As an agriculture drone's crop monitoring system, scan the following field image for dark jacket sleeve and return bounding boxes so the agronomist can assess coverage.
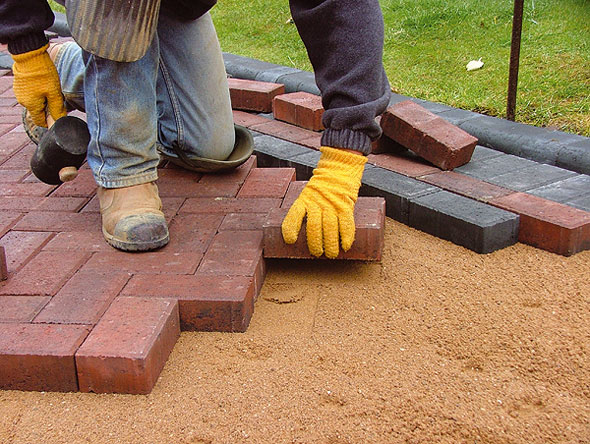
[0,0,53,54]
[289,0,391,154]
[161,0,217,21]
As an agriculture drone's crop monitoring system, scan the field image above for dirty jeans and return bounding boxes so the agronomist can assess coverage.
[54,12,235,188]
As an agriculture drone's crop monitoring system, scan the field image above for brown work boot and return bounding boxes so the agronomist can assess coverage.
[98,182,169,252]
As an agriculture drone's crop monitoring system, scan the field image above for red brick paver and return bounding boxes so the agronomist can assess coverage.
[0,251,89,296]
[76,297,179,394]
[419,171,514,203]
[237,167,295,198]
[368,153,440,178]
[228,78,285,113]
[0,323,91,392]
[490,193,590,256]
[273,92,325,131]
[122,275,256,332]
[250,119,320,147]
[34,272,131,325]
[0,296,50,322]
[381,101,477,170]
[263,195,386,260]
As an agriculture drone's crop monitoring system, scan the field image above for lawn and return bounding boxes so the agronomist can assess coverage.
[49,0,590,136]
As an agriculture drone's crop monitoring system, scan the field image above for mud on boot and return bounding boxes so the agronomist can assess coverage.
[98,182,169,252]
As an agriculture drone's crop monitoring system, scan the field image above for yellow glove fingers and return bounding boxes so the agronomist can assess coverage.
[306,203,324,257]
[339,210,356,252]
[27,98,50,127]
[281,200,306,244]
[11,44,65,128]
[322,210,340,259]
[46,90,67,122]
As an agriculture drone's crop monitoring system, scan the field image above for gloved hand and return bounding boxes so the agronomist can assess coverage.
[11,44,66,127]
[282,146,367,259]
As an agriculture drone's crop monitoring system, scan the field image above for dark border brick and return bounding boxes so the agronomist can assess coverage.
[409,190,520,253]
[361,166,437,223]
[483,164,577,192]
[528,175,590,203]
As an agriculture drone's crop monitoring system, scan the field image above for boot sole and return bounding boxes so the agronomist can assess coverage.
[22,109,47,146]
[102,227,169,252]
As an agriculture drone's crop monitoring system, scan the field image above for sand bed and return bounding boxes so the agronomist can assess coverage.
[1,219,589,443]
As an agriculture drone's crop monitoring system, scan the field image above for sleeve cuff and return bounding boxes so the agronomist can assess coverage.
[7,32,49,55]
[321,128,372,156]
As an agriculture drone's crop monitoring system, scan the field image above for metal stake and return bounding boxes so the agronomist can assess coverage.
[507,0,524,121]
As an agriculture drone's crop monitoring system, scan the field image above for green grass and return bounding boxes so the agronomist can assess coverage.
[48,0,589,136]
[210,0,589,136]
[48,0,64,13]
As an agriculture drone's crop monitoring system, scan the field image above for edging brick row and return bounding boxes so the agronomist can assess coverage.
[221,52,590,175]
[248,129,590,256]
[249,130,521,254]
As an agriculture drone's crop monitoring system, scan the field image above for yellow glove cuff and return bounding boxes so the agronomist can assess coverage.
[11,44,50,65]
[316,146,368,186]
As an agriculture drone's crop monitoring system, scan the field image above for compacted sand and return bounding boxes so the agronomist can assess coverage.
[1,219,589,444]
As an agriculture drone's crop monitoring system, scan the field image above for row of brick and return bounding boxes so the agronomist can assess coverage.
[229,79,477,170]
[248,131,590,256]
[225,78,590,256]
[228,78,588,199]
[2,86,589,258]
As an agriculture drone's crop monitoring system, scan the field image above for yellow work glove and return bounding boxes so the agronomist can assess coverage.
[11,44,66,127]
[282,146,367,259]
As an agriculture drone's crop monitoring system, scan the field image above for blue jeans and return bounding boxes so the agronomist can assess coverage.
[54,12,235,188]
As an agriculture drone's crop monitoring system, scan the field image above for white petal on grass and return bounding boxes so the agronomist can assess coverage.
[466,58,484,71]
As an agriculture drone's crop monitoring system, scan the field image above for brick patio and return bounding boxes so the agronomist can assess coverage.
[1,68,590,395]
